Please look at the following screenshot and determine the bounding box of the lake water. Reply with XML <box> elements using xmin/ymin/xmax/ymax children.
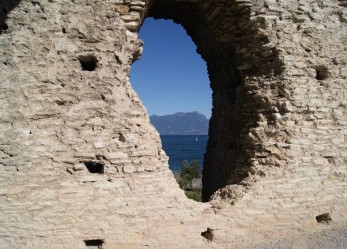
<box><xmin>160</xmin><ymin>135</ymin><xmax>208</xmax><ymax>172</ymax></box>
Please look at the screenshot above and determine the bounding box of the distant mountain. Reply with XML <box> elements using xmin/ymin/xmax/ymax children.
<box><xmin>150</xmin><ymin>112</ymin><xmax>209</xmax><ymax>135</ymax></box>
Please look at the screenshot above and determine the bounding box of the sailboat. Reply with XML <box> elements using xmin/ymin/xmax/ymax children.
<box><xmin>195</xmin><ymin>136</ymin><xmax>198</xmax><ymax>142</ymax></box>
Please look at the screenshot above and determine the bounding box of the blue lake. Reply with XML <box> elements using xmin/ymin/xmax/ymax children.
<box><xmin>160</xmin><ymin>135</ymin><xmax>208</xmax><ymax>172</ymax></box>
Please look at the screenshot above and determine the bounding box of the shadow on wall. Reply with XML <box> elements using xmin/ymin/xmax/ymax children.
<box><xmin>338</xmin><ymin>0</ymin><xmax>347</xmax><ymax>7</ymax></box>
<box><xmin>0</xmin><ymin>0</ymin><xmax>21</xmax><ymax>34</ymax></box>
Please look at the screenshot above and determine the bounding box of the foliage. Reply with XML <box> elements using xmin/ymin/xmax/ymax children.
<box><xmin>178</xmin><ymin>160</ymin><xmax>201</xmax><ymax>190</ymax></box>
<box><xmin>185</xmin><ymin>190</ymin><xmax>202</xmax><ymax>202</ymax></box>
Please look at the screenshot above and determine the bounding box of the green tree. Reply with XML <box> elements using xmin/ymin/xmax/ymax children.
<box><xmin>189</xmin><ymin>160</ymin><xmax>200</xmax><ymax>179</ymax></box>
<box><xmin>179</xmin><ymin>160</ymin><xmax>201</xmax><ymax>190</ymax></box>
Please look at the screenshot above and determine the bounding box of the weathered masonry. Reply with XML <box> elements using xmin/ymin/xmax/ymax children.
<box><xmin>0</xmin><ymin>0</ymin><xmax>346</xmax><ymax>248</ymax></box>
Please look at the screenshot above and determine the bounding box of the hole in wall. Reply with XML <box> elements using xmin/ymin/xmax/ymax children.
<box><xmin>315</xmin><ymin>65</ymin><xmax>329</xmax><ymax>80</ymax></box>
<box><xmin>55</xmin><ymin>99</ymin><xmax>66</xmax><ymax>106</ymax></box>
<box><xmin>84</xmin><ymin>162</ymin><xmax>104</xmax><ymax>174</ymax></box>
<box><xmin>133</xmin><ymin>0</ymin><xmax>284</xmax><ymax>202</ymax></box>
<box><xmin>78</xmin><ymin>55</ymin><xmax>98</xmax><ymax>71</ymax></box>
<box><xmin>0</xmin><ymin>18</ymin><xmax>8</xmax><ymax>33</ymax></box>
<box><xmin>114</xmin><ymin>54</ymin><xmax>121</xmax><ymax>64</ymax></box>
<box><xmin>316</xmin><ymin>213</ymin><xmax>332</xmax><ymax>224</ymax></box>
<box><xmin>145</xmin><ymin>1</ymin><xmax>248</xmax><ymax>203</ymax></box>
<box><xmin>201</xmin><ymin>228</ymin><xmax>214</xmax><ymax>241</ymax></box>
<box><xmin>118</xmin><ymin>133</ymin><xmax>126</xmax><ymax>142</ymax></box>
<box><xmin>130</xmin><ymin>18</ymin><xmax>211</xmax><ymax>202</ymax></box>
<box><xmin>84</xmin><ymin>239</ymin><xmax>104</xmax><ymax>248</ymax></box>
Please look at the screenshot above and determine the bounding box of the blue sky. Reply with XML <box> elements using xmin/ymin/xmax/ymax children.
<box><xmin>130</xmin><ymin>18</ymin><xmax>212</xmax><ymax>119</ymax></box>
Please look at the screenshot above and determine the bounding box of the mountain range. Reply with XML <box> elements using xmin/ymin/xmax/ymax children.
<box><xmin>150</xmin><ymin>111</ymin><xmax>209</xmax><ymax>135</ymax></box>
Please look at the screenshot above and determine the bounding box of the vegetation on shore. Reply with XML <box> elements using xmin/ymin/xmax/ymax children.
<box><xmin>174</xmin><ymin>160</ymin><xmax>202</xmax><ymax>202</ymax></box>
<box><xmin>184</xmin><ymin>190</ymin><xmax>202</xmax><ymax>202</ymax></box>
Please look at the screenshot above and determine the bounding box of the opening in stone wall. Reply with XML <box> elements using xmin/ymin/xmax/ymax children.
<box><xmin>131</xmin><ymin>18</ymin><xmax>212</xmax><ymax>202</ymax></box>
<box><xmin>84</xmin><ymin>162</ymin><xmax>104</xmax><ymax>174</ymax></box>
<box><xmin>79</xmin><ymin>55</ymin><xmax>98</xmax><ymax>71</ymax></box>
<box><xmin>316</xmin><ymin>213</ymin><xmax>332</xmax><ymax>224</ymax></box>
<box><xmin>145</xmin><ymin>0</ymin><xmax>284</xmax><ymax>202</ymax></box>
<box><xmin>145</xmin><ymin>2</ymin><xmax>244</xmax><ymax>203</ymax></box>
<box><xmin>315</xmin><ymin>65</ymin><xmax>329</xmax><ymax>80</ymax></box>
<box><xmin>84</xmin><ymin>239</ymin><xmax>104</xmax><ymax>248</ymax></box>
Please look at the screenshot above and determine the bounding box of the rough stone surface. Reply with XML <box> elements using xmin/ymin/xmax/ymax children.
<box><xmin>0</xmin><ymin>0</ymin><xmax>346</xmax><ymax>248</ymax></box>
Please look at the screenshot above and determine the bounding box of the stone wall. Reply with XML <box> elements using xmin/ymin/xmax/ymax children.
<box><xmin>0</xmin><ymin>0</ymin><xmax>207</xmax><ymax>248</ymax></box>
<box><xmin>0</xmin><ymin>0</ymin><xmax>346</xmax><ymax>248</ymax></box>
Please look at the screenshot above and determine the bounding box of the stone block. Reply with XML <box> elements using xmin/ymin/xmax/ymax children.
<box><xmin>122</xmin><ymin>165</ymin><xmax>136</xmax><ymax>174</ymax></box>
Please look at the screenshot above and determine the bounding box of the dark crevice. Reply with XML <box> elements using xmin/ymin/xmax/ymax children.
<box><xmin>315</xmin><ymin>65</ymin><xmax>329</xmax><ymax>80</ymax></box>
<box><xmin>0</xmin><ymin>0</ymin><xmax>21</xmax><ymax>35</ymax></box>
<box><xmin>84</xmin><ymin>239</ymin><xmax>104</xmax><ymax>248</ymax></box>
<box><xmin>115</xmin><ymin>54</ymin><xmax>121</xmax><ymax>64</ymax></box>
<box><xmin>316</xmin><ymin>213</ymin><xmax>332</xmax><ymax>224</ymax></box>
<box><xmin>119</xmin><ymin>133</ymin><xmax>126</xmax><ymax>142</ymax></box>
<box><xmin>0</xmin><ymin>19</ymin><xmax>8</xmax><ymax>32</ymax></box>
<box><xmin>78</xmin><ymin>55</ymin><xmax>98</xmax><ymax>71</ymax></box>
<box><xmin>84</xmin><ymin>162</ymin><xmax>104</xmax><ymax>174</ymax></box>
<box><xmin>55</xmin><ymin>100</ymin><xmax>66</xmax><ymax>106</ymax></box>
<box><xmin>338</xmin><ymin>0</ymin><xmax>347</xmax><ymax>8</ymax></box>
<box><xmin>201</xmin><ymin>228</ymin><xmax>214</xmax><ymax>241</ymax></box>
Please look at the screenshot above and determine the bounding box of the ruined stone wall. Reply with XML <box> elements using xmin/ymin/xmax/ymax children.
<box><xmin>209</xmin><ymin>0</ymin><xmax>347</xmax><ymax>242</ymax></box>
<box><xmin>0</xmin><ymin>0</ymin><xmax>346</xmax><ymax>248</ymax></box>
<box><xmin>0</xmin><ymin>0</ymin><xmax>210</xmax><ymax>248</ymax></box>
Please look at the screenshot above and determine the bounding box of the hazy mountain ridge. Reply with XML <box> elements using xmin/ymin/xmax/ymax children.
<box><xmin>150</xmin><ymin>111</ymin><xmax>209</xmax><ymax>135</ymax></box>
